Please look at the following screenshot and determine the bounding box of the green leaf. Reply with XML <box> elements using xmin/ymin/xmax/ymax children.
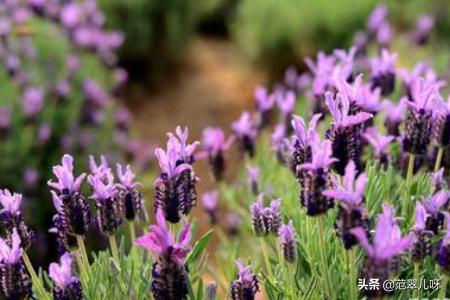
<box><xmin>186</xmin><ymin>229</ymin><xmax>213</xmax><ymax>266</ymax></box>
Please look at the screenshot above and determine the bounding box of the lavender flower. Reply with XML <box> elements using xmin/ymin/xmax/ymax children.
<box><xmin>247</xmin><ymin>166</ymin><xmax>260</xmax><ymax>196</ymax></box>
<box><xmin>298</xmin><ymin>139</ymin><xmax>337</xmax><ymax>216</ymax></box>
<box><xmin>201</xmin><ymin>127</ymin><xmax>232</xmax><ymax>181</ymax></box>
<box><xmin>367</xmin><ymin>5</ymin><xmax>388</xmax><ymax>35</ymax></box>
<box><xmin>230</xmin><ymin>261</ymin><xmax>259</xmax><ymax>300</ymax></box>
<box><xmin>254</xmin><ymin>86</ymin><xmax>275</xmax><ymax>127</ymax></box>
<box><xmin>323</xmin><ymin>161</ymin><xmax>370</xmax><ymax>249</ymax></box>
<box><xmin>402</xmin><ymin>79</ymin><xmax>440</xmax><ymax>155</ymax></box>
<box><xmin>278</xmin><ymin>220</ymin><xmax>297</xmax><ymax>263</ymax></box>
<box><xmin>135</xmin><ymin>209</ymin><xmax>191</xmax><ymax>300</ymax></box>
<box><xmin>250</xmin><ymin>195</ymin><xmax>281</xmax><ymax>236</ymax></box>
<box><xmin>202</xmin><ymin>190</ymin><xmax>219</xmax><ymax>225</ymax></box>
<box><xmin>437</xmin><ymin>213</ymin><xmax>450</xmax><ymax>274</ymax></box>
<box><xmin>333</xmin><ymin>46</ymin><xmax>357</xmax><ymax>82</ymax></box>
<box><xmin>116</xmin><ymin>163</ymin><xmax>143</xmax><ymax>221</ymax></box>
<box><xmin>411</xmin><ymin>202</ymin><xmax>432</xmax><ymax>264</ymax></box>
<box><xmin>325</xmin><ymin>89</ymin><xmax>373</xmax><ymax>174</ymax></box>
<box><xmin>226</xmin><ymin>212</ymin><xmax>241</xmax><ymax>236</ymax></box>
<box><xmin>0</xmin><ymin>229</ymin><xmax>32</xmax><ymax>299</ymax></box>
<box><xmin>88</xmin><ymin>168</ymin><xmax>122</xmax><ymax>235</ymax></box>
<box><xmin>431</xmin><ymin>168</ymin><xmax>445</xmax><ymax>192</ymax></box>
<box><xmin>411</xmin><ymin>15</ymin><xmax>434</xmax><ymax>45</ymax></box>
<box><xmin>352</xmin><ymin>204</ymin><xmax>413</xmax><ymax>298</ymax></box>
<box><xmin>48</xmin><ymin>154</ymin><xmax>90</xmax><ymax>250</ymax></box>
<box><xmin>424</xmin><ymin>191</ymin><xmax>449</xmax><ymax>234</ymax></box>
<box><xmin>271</xmin><ymin>124</ymin><xmax>292</xmax><ymax>168</ymax></box>
<box><xmin>291</xmin><ymin>114</ymin><xmax>321</xmax><ymax>175</ymax></box>
<box><xmin>22</xmin><ymin>86</ymin><xmax>44</xmax><ymax>119</ymax></box>
<box><xmin>49</xmin><ymin>253</ymin><xmax>82</xmax><ymax>300</ymax></box>
<box><xmin>382</xmin><ymin>98</ymin><xmax>406</xmax><ymax>136</ymax></box>
<box><xmin>370</xmin><ymin>49</ymin><xmax>397</xmax><ymax>96</ymax></box>
<box><xmin>0</xmin><ymin>190</ymin><xmax>34</xmax><ymax>249</ymax></box>
<box><xmin>363</xmin><ymin>129</ymin><xmax>395</xmax><ymax>166</ymax></box>
<box><xmin>276</xmin><ymin>90</ymin><xmax>296</xmax><ymax>132</ymax></box>
<box><xmin>376</xmin><ymin>22</ymin><xmax>392</xmax><ymax>48</ymax></box>
<box><xmin>232</xmin><ymin>112</ymin><xmax>258</xmax><ymax>157</ymax></box>
<box><xmin>434</xmin><ymin>95</ymin><xmax>450</xmax><ymax>148</ymax></box>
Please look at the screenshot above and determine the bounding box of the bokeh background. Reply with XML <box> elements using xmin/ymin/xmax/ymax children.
<box><xmin>2</xmin><ymin>0</ymin><xmax>450</xmax><ymax>267</ymax></box>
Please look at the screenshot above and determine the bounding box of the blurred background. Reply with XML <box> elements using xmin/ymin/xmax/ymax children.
<box><xmin>1</xmin><ymin>0</ymin><xmax>450</xmax><ymax>266</ymax></box>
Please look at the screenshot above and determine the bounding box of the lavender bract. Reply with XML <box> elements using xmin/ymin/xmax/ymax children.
<box><xmin>232</xmin><ymin>112</ymin><xmax>258</xmax><ymax>158</ymax></box>
<box><xmin>230</xmin><ymin>261</ymin><xmax>259</xmax><ymax>300</ymax></box>
<box><xmin>116</xmin><ymin>163</ymin><xmax>143</xmax><ymax>221</ymax></box>
<box><xmin>278</xmin><ymin>220</ymin><xmax>297</xmax><ymax>263</ymax></box>
<box><xmin>49</xmin><ymin>253</ymin><xmax>82</xmax><ymax>300</ymax></box>
<box><xmin>201</xmin><ymin>127</ymin><xmax>232</xmax><ymax>181</ymax></box>
<box><xmin>250</xmin><ymin>194</ymin><xmax>281</xmax><ymax>236</ymax></box>
<box><xmin>410</xmin><ymin>202</ymin><xmax>432</xmax><ymax>264</ymax></box>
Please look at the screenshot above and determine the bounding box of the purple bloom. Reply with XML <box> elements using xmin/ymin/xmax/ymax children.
<box><xmin>291</xmin><ymin>114</ymin><xmax>321</xmax><ymax>175</ymax></box>
<box><xmin>363</xmin><ymin>129</ymin><xmax>394</xmax><ymax>165</ymax></box>
<box><xmin>423</xmin><ymin>191</ymin><xmax>449</xmax><ymax>234</ymax></box>
<box><xmin>230</xmin><ymin>261</ymin><xmax>259</xmax><ymax>300</ymax></box>
<box><xmin>202</xmin><ymin>190</ymin><xmax>219</xmax><ymax>224</ymax></box>
<box><xmin>232</xmin><ymin>111</ymin><xmax>258</xmax><ymax>157</ymax></box>
<box><xmin>23</xmin><ymin>168</ymin><xmax>39</xmax><ymax>189</ymax></box>
<box><xmin>305</xmin><ymin>51</ymin><xmax>336</xmax><ymax>97</ymax></box>
<box><xmin>367</xmin><ymin>5</ymin><xmax>388</xmax><ymax>33</ymax></box>
<box><xmin>0</xmin><ymin>189</ymin><xmax>22</xmax><ymax>214</ymax></box>
<box><xmin>116</xmin><ymin>163</ymin><xmax>143</xmax><ymax>220</ymax></box>
<box><xmin>60</xmin><ymin>3</ymin><xmax>82</xmax><ymax>28</ymax></box>
<box><xmin>370</xmin><ymin>49</ymin><xmax>397</xmax><ymax>95</ymax></box>
<box><xmin>382</xmin><ymin>98</ymin><xmax>406</xmax><ymax>136</ymax></box>
<box><xmin>411</xmin><ymin>202</ymin><xmax>432</xmax><ymax>263</ymax></box>
<box><xmin>37</xmin><ymin>123</ymin><xmax>51</xmax><ymax>146</ymax></box>
<box><xmin>278</xmin><ymin>220</ymin><xmax>297</xmax><ymax>263</ymax></box>
<box><xmin>49</xmin><ymin>253</ymin><xmax>82</xmax><ymax>300</ymax></box>
<box><xmin>271</xmin><ymin>124</ymin><xmax>292</xmax><ymax>167</ymax></box>
<box><xmin>437</xmin><ymin>213</ymin><xmax>450</xmax><ymax>274</ymax></box>
<box><xmin>431</xmin><ymin>168</ymin><xmax>445</xmax><ymax>192</ymax></box>
<box><xmin>376</xmin><ymin>22</ymin><xmax>392</xmax><ymax>48</ymax></box>
<box><xmin>22</xmin><ymin>87</ymin><xmax>44</xmax><ymax>118</ymax></box>
<box><xmin>201</xmin><ymin>127</ymin><xmax>232</xmax><ymax>181</ymax></box>
<box><xmin>254</xmin><ymin>86</ymin><xmax>275</xmax><ymax>125</ymax></box>
<box><xmin>226</xmin><ymin>212</ymin><xmax>241</xmax><ymax>235</ymax></box>
<box><xmin>135</xmin><ymin>209</ymin><xmax>191</xmax><ymax>300</ymax></box>
<box><xmin>0</xmin><ymin>229</ymin><xmax>31</xmax><ymax>299</ymax></box>
<box><xmin>247</xmin><ymin>166</ymin><xmax>260</xmax><ymax>195</ymax></box>
<box><xmin>48</xmin><ymin>154</ymin><xmax>86</xmax><ymax>195</ymax></box>
<box><xmin>352</xmin><ymin>204</ymin><xmax>413</xmax><ymax>298</ymax></box>
<box><xmin>411</xmin><ymin>15</ymin><xmax>434</xmax><ymax>45</ymax></box>
<box><xmin>250</xmin><ymin>195</ymin><xmax>281</xmax><ymax>236</ymax></box>
<box><xmin>83</xmin><ymin>79</ymin><xmax>110</xmax><ymax>106</ymax></box>
<box><xmin>333</xmin><ymin>46</ymin><xmax>357</xmax><ymax>82</ymax></box>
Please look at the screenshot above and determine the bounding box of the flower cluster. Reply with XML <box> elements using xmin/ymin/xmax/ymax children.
<box><xmin>250</xmin><ymin>194</ymin><xmax>281</xmax><ymax>236</ymax></box>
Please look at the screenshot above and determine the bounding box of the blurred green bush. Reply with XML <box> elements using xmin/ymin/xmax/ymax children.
<box><xmin>232</xmin><ymin>0</ymin><xmax>378</xmax><ymax>79</ymax></box>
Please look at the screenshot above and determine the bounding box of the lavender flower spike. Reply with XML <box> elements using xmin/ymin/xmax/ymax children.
<box><xmin>325</xmin><ymin>90</ymin><xmax>372</xmax><ymax>174</ymax></box>
<box><xmin>88</xmin><ymin>171</ymin><xmax>122</xmax><ymax>235</ymax></box>
<box><xmin>254</xmin><ymin>85</ymin><xmax>275</xmax><ymax>127</ymax></box>
<box><xmin>48</xmin><ymin>154</ymin><xmax>86</xmax><ymax>195</ymax></box>
<box><xmin>202</xmin><ymin>190</ymin><xmax>219</xmax><ymax>225</ymax></box>
<box><xmin>411</xmin><ymin>202</ymin><xmax>432</xmax><ymax>264</ymax></box>
<box><xmin>232</xmin><ymin>111</ymin><xmax>258</xmax><ymax>157</ymax></box>
<box><xmin>291</xmin><ymin>114</ymin><xmax>321</xmax><ymax>174</ymax></box>
<box><xmin>134</xmin><ymin>209</ymin><xmax>191</xmax><ymax>300</ymax></box>
<box><xmin>363</xmin><ymin>129</ymin><xmax>395</xmax><ymax>166</ymax></box>
<box><xmin>0</xmin><ymin>229</ymin><xmax>32</xmax><ymax>299</ymax></box>
<box><xmin>278</xmin><ymin>220</ymin><xmax>297</xmax><ymax>263</ymax></box>
<box><xmin>230</xmin><ymin>260</ymin><xmax>259</xmax><ymax>300</ymax></box>
<box><xmin>201</xmin><ymin>127</ymin><xmax>232</xmax><ymax>181</ymax></box>
<box><xmin>437</xmin><ymin>213</ymin><xmax>450</xmax><ymax>274</ymax></box>
<box><xmin>323</xmin><ymin>161</ymin><xmax>370</xmax><ymax>249</ymax></box>
<box><xmin>0</xmin><ymin>189</ymin><xmax>34</xmax><ymax>249</ymax></box>
<box><xmin>424</xmin><ymin>191</ymin><xmax>449</xmax><ymax>234</ymax></box>
<box><xmin>370</xmin><ymin>49</ymin><xmax>397</xmax><ymax>95</ymax></box>
<box><xmin>247</xmin><ymin>166</ymin><xmax>260</xmax><ymax>195</ymax></box>
<box><xmin>352</xmin><ymin>204</ymin><xmax>413</xmax><ymax>298</ymax></box>
<box><xmin>431</xmin><ymin>168</ymin><xmax>445</xmax><ymax>192</ymax></box>
<box><xmin>250</xmin><ymin>194</ymin><xmax>281</xmax><ymax>236</ymax></box>
<box><xmin>382</xmin><ymin>98</ymin><xmax>406</xmax><ymax>136</ymax></box>
<box><xmin>411</xmin><ymin>15</ymin><xmax>434</xmax><ymax>45</ymax></box>
<box><xmin>49</xmin><ymin>253</ymin><xmax>82</xmax><ymax>300</ymax></box>
<box><xmin>116</xmin><ymin>163</ymin><xmax>143</xmax><ymax>221</ymax></box>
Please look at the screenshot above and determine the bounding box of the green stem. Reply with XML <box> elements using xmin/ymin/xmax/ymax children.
<box><xmin>348</xmin><ymin>249</ymin><xmax>356</xmax><ymax>300</ymax></box>
<box><xmin>259</xmin><ymin>238</ymin><xmax>274</xmax><ymax>279</ymax></box>
<box><xmin>413</xmin><ymin>263</ymin><xmax>420</xmax><ymax>299</ymax></box>
<box><xmin>23</xmin><ymin>253</ymin><xmax>51</xmax><ymax>300</ymax></box>
<box><xmin>128</xmin><ymin>221</ymin><xmax>136</xmax><ymax>243</ymax></box>
<box><xmin>76</xmin><ymin>235</ymin><xmax>89</xmax><ymax>268</ymax></box>
<box><xmin>287</xmin><ymin>261</ymin><xmax>296</xmax><ymax>299</ymax></box>
<box><xmin>439</xmin><ymin>274</ymin><xmax>448</xmax><ymax>299</ymax></box>
<box><xmin>435</xmin><ymin>147</ymin><xmax>444</xmax><ymax>172</ymax></box>
<box><xmin>276</xmin><ymin>242</ymin><xmax>294</xmax><ymax>299</ymax></box>
<box><xmin>75</xmin><ymin>251</ymin><xmax>88</xmax><ymax>283</ymax></box>
<box><xmin>317</xmin><ymin>216</ymin><xmax>332</xmax><ymax>298</ymax></box>
<box><xmin>402</xmin><ymin>154</ymin><xmax>415</xmax><ymax>218</ymax></box>
<box><xmin>109</xmin><ymin>234</ymin><xmax>119</xmax><ymax>263</ymax></box>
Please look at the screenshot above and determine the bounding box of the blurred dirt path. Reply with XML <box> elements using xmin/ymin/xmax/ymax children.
<box><xmin>126</xmin><ymin>36</ymin><xmax>263</xmax><ymax>144</ymax></box>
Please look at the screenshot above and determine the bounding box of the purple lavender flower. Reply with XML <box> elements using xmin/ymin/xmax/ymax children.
<box><xmin>291</xmin><ymin>114</ymin><xmax>321</xmax><ymax>175</ymax></box>
<box><xmin>49</xmin><ymin>253</ymin><xmax>82</xmax><ymax>300</ymax></box>
<box><xmin>135</xmin><ymin>209</ymin><xmax>191</xmax><ymax>300</ymax></box>
<box><xmin>250</xmin><ymin>195</ymin><xmax>281</xmax><ymax>236</ymax></box>
<box><xmin>88</xmin><ymin>167</ymin><xmax>122</xmax><ymax>235</ymax></box>
<box><xmin>0</xmin><ymin>106</ymin><xmax>11</xmax><ymax>135</ymax></box>
<box><xmin>434</xmin><ymin>95</ymin><xmax>450</xmax><ymax>148</ymax></box>
<box><xmin>37</xmin><ymin>123</ymin><xmax>51</xmax><ymax>146</ymax></box>
<box><xmin>201</xmin><ymin>127</ymin><xmax>232</xmax><ymax>181</ymax></box>
<box><xmin>410</xmin><ymin>202</ymin><xmax>432</xmax><ymax>264</ymax></box>
<box><xmin>278</xmin><ymin>220</ymin><xmax>297</xmax><ymax>263</ymax></box>
<box><xmin>22</xmin><ymin>86</ymin><xmax>44</xmax><ymax>119</ymax></box>
<box><xmin>48</xmin><ymin>154</ymin><xmax>90</xmax><ymax>249</ymax></box>
<box><xmin>232</xmin><ymin>112</ymin><xmax>258</xmax><ymax>157</ymax></box>
<box><xmin>271</xmin><ymin>124</ymin><xmax>292</xmax><ymax>167</ymax></box>
<box><xmin>411</xmin><ymin>15</ymin><xmax>434</xmax><ymax>45</ymax></box>
<box><xmin>325</xmin><ymin>88</ymin><xmax>373</xmax><ymax>174</ymax></box>
<box><xmin>352</xmin><ymin>31</ymin><xmax>368</xmax><ymax>57</ymax></box>
<box><xmin>60</xmin><ymin>3</ymin><xmax>82</xmax><ymax>29</ymax></box>
<box><xmin>376</xmin><ymin>22</ymin><xmax>392</xmax><ymax>48</ymax></box>
<box><xmin>0</xmin><ymin>229</ymin><xmax>32</xmax><ymax>299</ymax></box>
<box><xmin>298</xmin><ymin>139</ymin><xmax>337</xmax><ymax>216</ymax></box>
<box><xmin>116</xmin><ymin>163</ymin><xmax>143</xmax><ymax>221</ymax></box>
<box><xmin>402</xmin><ymin>79</ymin><xmax>440</xmax><ymax>155</ymax></box>
<box><xmin>23</xmin><ymin>168</ymin><xmax>39</xmax><ymax>189</ymax></box>
<box><xmin>202</xmin><ymin>190</ymin><xmax>219</xmax><ymax>225</ymax></box>
<box><xmin>83</xmin><ymin>79</ymin><xmax>110</xmax><ymax>107</ymax></box>
<box><xmin>431</xmin><ymin>168</ymin><xmax>445</xmax><ymax>192</ymax></box>
<box><xmin>226</xmin><ymin>212</ymin><xmax>241</xmax><ymax>236</ymax></box>
<box><xmin>115</xmin><ymin>106</ymin><xmax>131</xmax><ymax>132</ymax></box>
<box><xmin>352</xmin><ymin>204</ymin><xmax>413</xmax><ymax>298</ymax></box>
<box><xmin>398</xmin><ymin>63</ymin><xmax>428</xmax><ymax>98</ymax></box>
<box><xmin>363</xmin><ymin>129</ymin><xmax>395</xmax><ymax>166</ymax></box>
<box><xmin>333</xmin><ymin>46</ymin><xmax>357</xmax><ymax>82</ymax></box>
<box><xmin>254</xmin><ymin>86</ymin><xmax>275</xmax><ymax>128</ymax></box>
<box><xmin>247</xmin><ymin>166</ymin><xmax>260</xmax><ymax>195</ymax></box>
<box><xmin>424</xmin><ymin>191</ymin><xmax>449</xmax><ymax>234</ymax></box>
<box><xmin>0</xmin><ymin>189</ymin><xmax>34</xmax><ymax>249</ymax></box>
<box><xmin>437</xmin><ymin>213</ymin><xmax>450</xmax><ymax>274</ymax></box>
<box><xmin>323</xmin><ymin>161</ymin><xmax>370</xmax><ymax>249</ymax></box>
<box><xmin>230</xmin><ymin>261</ymin><xmax>259</xmax><ymax>300</ymax></box>
<box><xmin>382</xmin><ymin>98</ymin><xmax>406</xmax><ymax>136</ymax></box>
<box><xmin>276</xmin><ymin>90</ymin><xmax>296</xmax><ymax>132</ymax></box>
<box><xmin>367</xmin><ymin>5</ymin><xmax>388</xmax><ymax>34</ymax></box>
<box><xmin>370</xmin><ymin>49</ymin><xmax>397</xmax><ymax>95</ymax></box>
